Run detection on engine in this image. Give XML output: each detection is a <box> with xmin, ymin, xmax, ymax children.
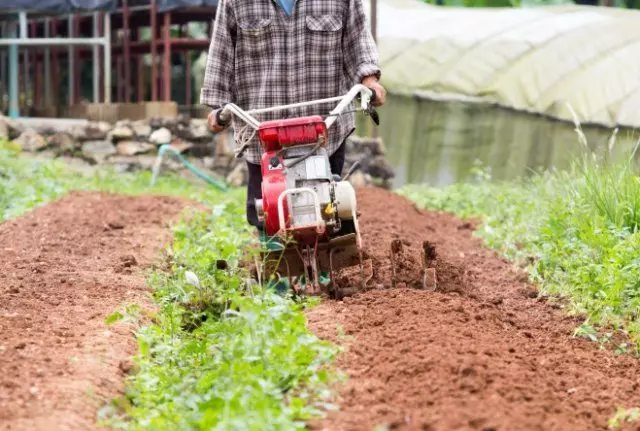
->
<box><xmin>254</xmin><ymin>116</ymin><xmax>358</xmax><ymax>246</ymax></box>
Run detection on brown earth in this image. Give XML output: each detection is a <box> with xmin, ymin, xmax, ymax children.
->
<box><xmin>0</xmin><ymin>192</ymin><xmax>187</xmax><ymax>431</ymax></box>
<box><xmin>308</xmin><ymin>187</ymin><xmax>640</xmax><ymax>431</ymax></box>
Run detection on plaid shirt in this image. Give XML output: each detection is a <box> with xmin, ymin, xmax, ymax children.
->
<box><xmin>200</xmin><ymin>0</ymin><xmax>381</xmax><ymax>164</ymax></box>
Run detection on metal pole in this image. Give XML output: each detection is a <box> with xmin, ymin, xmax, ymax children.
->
<box><xmin>51</xmin><ymin>18</ymin><xmax>59</xmax><ymax>109</ymax></box>
<box><xmin>123</xmin><ymin>0</ymin><xmax>131</xmax><ymax>102</ymax></box>
<box><xmin>68</xmin><ymin>15</ymin><xmax>74</xmax><ymax>106</ymax></box>
<box><xmin>8</xmin><ymin>20</ymin><xmax>19</xmax><ymax>118</ymax></box>
<box><xmin>0</xmin><ymin>23</ymin><xmax>7</xmax><ymax>111</ymax></box>
<box><xmin>92</xmin><ymin>13</ymin><xmax>99</xmax><ymax>102</ymax></box>
<box><xmin>19</xmin><ymin>12</ymin><xmax>29</xmax><ymax>111</ymax></box>
<box><xmin>151</xmin><ymin>0</ymin><xmax>158</xmax><ymax>101</ymax></box>
<box><xmin>74</xmin><ymin>15</ymin><xmax>81</xmax><ymax>104</ymax></box>
<box><xmin>44</xmin><ymin>18</ymin><xmax>51</xmax><ymax>105</ymax></box>
<box><xmin>0</xmin><ymin>37</ymin><xmax>110</xmax><ymax>46</ymax></box>
<box><xmin>163</xmin><ymin>12</ymin><xmax>171</xmax><ymax>102</ymax></box>
<box><xmin>104</xmin><ymin>12</ymin><xmax>111</xmax><ymax>104</ymax></box>
<box><xmin>30</xmin><ymin>21</ymin><xmax>40</xmax><ymax>108</ymax></box>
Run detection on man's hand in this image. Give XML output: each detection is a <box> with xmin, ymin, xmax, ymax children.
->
<box><xmin>362</xmin><ymin>76</ymin><xmax>386</xmax><ymax>107</ymax></box>
<box><xmin>207</xmin><ymin>109</ymin><xmax>230</xmax><ymax>133</ymax></box>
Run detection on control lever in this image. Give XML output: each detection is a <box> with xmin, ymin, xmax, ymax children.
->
<box><xmin>366</xmin><ymin>89</ymin><xmax>380</xmax><ymax>126</ymax></box>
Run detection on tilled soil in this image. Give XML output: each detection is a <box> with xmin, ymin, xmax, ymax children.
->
<box><xmin>0</xmin><ymin>192</ymin><xmax>187</xmax><ymax>431</ymax></box>
<box><xmin>308</xmin><ymin>188</ymin><xmax>640</xmax><ymax>431</ymax></box>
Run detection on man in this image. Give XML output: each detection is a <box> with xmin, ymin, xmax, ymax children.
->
<box><xmin>201</xmin><ymin>0</ymin><xmax>386</xmax><ymax>286</ymax></box>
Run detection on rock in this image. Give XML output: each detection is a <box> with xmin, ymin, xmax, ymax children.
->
<box><xmin>170</xmin><ymin>139</ymin><xmax>193</xmax><ymax>154</ymax></box>
<box><xmin>82</xmin><ymin>140</ymin><xmax>117</xmax><ymax>164</ymax></box>
<box><xmin>78</xmin><ymin>122</ymin><xmax>111</xmax><ymax>141</ymax></box>
<box><xmin>348</xmin><ymin>171</ymin><xmax>369</xmax><ymax>188</ymax></box>
<box><xmin>116</xmin><ymin>141</ymin><xmax>155</xmax><ymax>156</ymax></box>
<box><xmin>0</xmin><ymin>115</ymin><xmax>8</xmax><ymax>139</ymax></box>
<box><xmin>48</xmin><ymin>132</ymin><xmax>79</xmax><ymax>155</ymax></box>
<box><xmin>108</xmin><ymin>221</ymin><xmax>125</xmax><ymax>230</ymax></box>
<box><xmin>120</xmin><ymin>254</ymin><xmax>137</xmax><ymax>268</ymax></box>
<box><xmin>131</xmin><ymin>120</ymin><xmax>152</xmax><ymax>138</ymax></box>
<box><xmin>149</xmin><ymin>127</ymin><xmax>172</xmax><ymax>145</ymax></box>
<box><xmin>106</xmin><ymin>156</ymin><xmax>142</xmax><ymax>173</ymax></box>
<box><xmin>347</xmin><ymin>135</ymin><xmax>386</xmax><ymax>156</ymax></box>
<box><xmin>176</xmin><ymin>119</ymin><xmax>211</xmax><ymax>142</ymax></box>
<box><xmin>14</xmin><ymin>342</ymin><xmax>26</xmax><ymax>350</ymax></box>
<box><xmin>138</xmin><ymin>154</ymin><xmax>182</xmax><ymax>172</ymax></box>
<box><xmin>13</xmin><ymin>130</ymin><xmax>48</xmax><ymax>152</ymax></box>
<box><xmin>108</xmin><ymin>124</ymin><xmax>134</xmax><ymax>141</ymax></box>
<box><xmin>226</xmin><ymin>162</ymin><xmax>248</xmax><ymax>186</ymax></box>
<box><xmin>213</xmin><ymin>154</ymin><xmax>234</xmax><ymax>170</ymax></box>
<box><xmin>203</xmin><ymin>156</ymin><xmax>215</xmax><ymax>170</ymax></box>
<box><xmin>363</xmin><ymin>155</ymin><xmax>395</xmax><ymax>181</ymax></box>
<box><xmin>189</xmin><ymin>119</ymin><xmax>211</xmax><ymax>140</ymax></box>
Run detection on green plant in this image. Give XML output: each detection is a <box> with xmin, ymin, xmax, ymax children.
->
<box><xmin>609</xmin><ymin>407</ymin><xmax>640</xmax><ymax>429</ymax></box>
<box><xmin>104</xmin><ymin>204</ymin><xmax>339</xmax><ymax>431</ymax></box>
<box><xmin>1</xmin><ymin>150</ymin><xmax>340</xmax><ymax>429</ymax></box>
<box><xmin>400</xmin><ymin>123</ymin><xmax>640</xmax><ymax>352</ymax></box>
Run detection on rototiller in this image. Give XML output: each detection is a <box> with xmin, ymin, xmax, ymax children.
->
<box><xmin>217</xmin><ymin>84</ymin><xmax>379</xmax><ymax>297</ymax></box>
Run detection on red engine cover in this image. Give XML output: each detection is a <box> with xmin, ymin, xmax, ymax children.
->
<box><xmin>258</xmin><ymin>116</ymin><xmax>326</xmax><ymax>152</ymax></box>
<box><xmin>261</xmin><ymin>151</ymin><xmax>288</xmax><ymax>236</ymax></box>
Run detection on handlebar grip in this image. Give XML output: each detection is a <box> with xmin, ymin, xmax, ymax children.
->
<box><xmin>216</xmin><ymin>109</ymin><xmax>232</xmax><ymax>127</ymax></box>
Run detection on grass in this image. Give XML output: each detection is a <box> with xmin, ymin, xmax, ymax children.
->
<box><xmin>399</xmin><ymin>126</ymin><xmax>640</xmax><ymax>353</ymax></box>
<box><xmin>0</xmin><ymin>145</ymin><xmax>339</xmax><ymax>430</ymax></box>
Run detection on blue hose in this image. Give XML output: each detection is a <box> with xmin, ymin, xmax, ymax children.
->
<box><xmin>150</xmin><ymin>144</ymin><xmax>229</xmax><ymax>192</ymax></box>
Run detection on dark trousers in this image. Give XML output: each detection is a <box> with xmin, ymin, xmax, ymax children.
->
<box><xmin>246</xmin><ymin>141</ymin><xmax>347</xmax><ymax>228</ymax></box>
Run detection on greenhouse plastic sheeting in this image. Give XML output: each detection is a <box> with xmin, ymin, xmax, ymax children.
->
<box><xmin>372</xmin><ymin>0</ymin><xmax>640</xmax><ymax>128</ymax></box>
<box><xmin>0</xmin><ymin>0</ymin><xmax>217</xmax><ymax>12</ymax></box>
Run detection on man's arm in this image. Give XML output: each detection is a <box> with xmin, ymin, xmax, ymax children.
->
<box><xmin>343</xmin><ymin>0</ymin><xmax>386</xmax><ymax>106</ymax></box>
<box><xmin>200</xmin><ymin>0</ymin><xmax>236</xmax><ymax>131</ymax></box>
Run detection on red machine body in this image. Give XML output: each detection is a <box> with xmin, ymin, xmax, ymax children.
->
<box><xmin>261</xmin><ymin>151</ymin><xmax>288</xmax><ymax>236</ymax></box>
<box><xmin>258</xmin><ymin>116</ymin><xmax>327</xmax><ymax>151</ymax></box>
<box><xmin>259</xmin><ymin>116</ymin><xmax>327</xmax><ymax>238</ymax></box>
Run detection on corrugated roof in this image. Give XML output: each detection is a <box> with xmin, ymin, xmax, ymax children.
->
<box><xmin>372</xmin><ymin>0</ymin><xmax>640</xmax><ymax>128</ymax></box>
<box><xmin>0</xmin><ymin>0</ymin><xmax>217</xmax><ymax>13</ymax></box>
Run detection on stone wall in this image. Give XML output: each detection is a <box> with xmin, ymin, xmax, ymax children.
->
<box><xmin>1</xmin><ymin>115</ymin><xmax>395</xmax><ymax>188</ymax></box>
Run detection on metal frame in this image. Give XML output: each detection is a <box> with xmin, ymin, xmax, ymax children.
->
<box><xmin>0</xmin><ymin>10</ymin><xmax>112</xmax><ymax>117</ymax></box>
<box><xmin>219</xmin><ymin>84</ymin><xmax>374</xmax><ymax>131</ymax></box>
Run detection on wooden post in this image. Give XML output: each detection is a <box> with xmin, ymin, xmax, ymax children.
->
<box><xmin>123</xmin><ymin>0</ymin><xmax>131</xmax><ymax>102</ymax></box>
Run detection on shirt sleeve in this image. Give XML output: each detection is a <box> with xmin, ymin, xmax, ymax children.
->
<box><xmin>342</xmin><ymin>0</ymin><xmax>381</xmax><ymax>85</ymax></box>
<box><xmin>200</xmin><ymin>0</ymin><xmax>236</xmax><ymax>109</ymax></box>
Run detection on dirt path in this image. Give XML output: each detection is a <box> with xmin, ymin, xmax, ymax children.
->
<box><xmin>0</xmin><ymin>192</ymin><xmax>187</xmax><ymax>431</ymax></box>
<box><xmin>308</xmin><ymin>188</ymin><xmax>640</xmax><ymax>431</ymax></box>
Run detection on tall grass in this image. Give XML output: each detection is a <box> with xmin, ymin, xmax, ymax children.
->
<box><xmin>400</xmin><ymin>112</ymin><xmax>640</xmax><ymax>351</ymax></box>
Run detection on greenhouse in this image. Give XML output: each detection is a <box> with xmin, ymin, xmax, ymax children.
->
<box><xmin>373</xmin><ymin>0</ymin><xmax>640</xmax><ymax>129</ymax></box>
